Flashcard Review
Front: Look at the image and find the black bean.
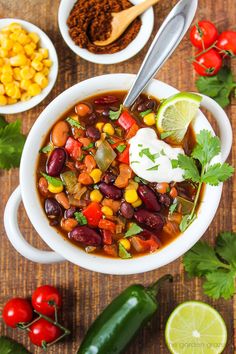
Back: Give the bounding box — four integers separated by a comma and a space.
45, 198, 62, 219
86, 126, 101, 140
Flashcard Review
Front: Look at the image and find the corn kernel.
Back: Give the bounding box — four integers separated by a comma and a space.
101, 206, 113, 216
132, 197, 142, 208
1, 73, 13, 84
90, 169, 102, 183
119, 238, 131, 251
28, 83, 41, 96
124, 189, 138, 204
5, 83, 21, 98
34, 53, 43, 62
17, 32, 31, 45
9, 23, 22, 32
0, 48, 9, 58
0, 58, 4, 66
10, 54, 27, 66
48, 183, 63, 194
1, 26, 10, 34
20, 79, 32, 91
29, 32, 40, 43
2, 64, 13, 75
39, 48, 48, 58
0, 95, 7, 105
143, 112, 156, 126
103, 123, 115, 136
34, 72, 48, 88
42, 67, 49, 76
90, 189, 103, 203
95, 122, 104, 132
13, 67, 21, 81
31, 60, 43, 71
43, 59, 52, 67
126, 180, 139, 191
2, 38, 13, 50
21, 92, 31, 102
12, 42, 24, 54
20, 66, 35, 80
7, 97, 17, 104
0, 84, 5, 95
24, 43, 35, 56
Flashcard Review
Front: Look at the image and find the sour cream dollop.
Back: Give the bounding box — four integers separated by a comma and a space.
129, 128, 185, 183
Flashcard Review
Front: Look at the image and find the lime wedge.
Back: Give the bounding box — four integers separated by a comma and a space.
156, 92, 202, 143
165, 301, 227, 354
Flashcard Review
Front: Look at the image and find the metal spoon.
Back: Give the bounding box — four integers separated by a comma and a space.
123, 0, 198, 107
94, 0, 161, 47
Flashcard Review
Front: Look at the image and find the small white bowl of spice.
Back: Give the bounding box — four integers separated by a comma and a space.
58, 0, 154, 65
0, 18, 58, 114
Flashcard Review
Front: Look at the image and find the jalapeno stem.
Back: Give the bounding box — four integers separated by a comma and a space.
146, 274, 173, 299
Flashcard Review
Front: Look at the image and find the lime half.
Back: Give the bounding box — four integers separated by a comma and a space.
165, 301, 227, 354
156, 92, 202, 143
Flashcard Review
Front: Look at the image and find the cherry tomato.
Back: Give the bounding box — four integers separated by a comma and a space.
193, 48, 222, 76
28, 318, 62, 347
32, 285, 62, 316
190, 20, 218, 49
2, 298, 33, 328
217, 31, 236, 57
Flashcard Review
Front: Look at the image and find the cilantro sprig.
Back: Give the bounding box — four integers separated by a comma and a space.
0, 117, 26, 170
66, 117, 85, 130
74, 212, 87, 225
125, 223, 143, 238
183, 232, 236, 300
177, 130, 234, 231
41, 173, 63, 188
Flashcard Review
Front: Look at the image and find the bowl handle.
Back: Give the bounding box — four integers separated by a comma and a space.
197, 93, 232, 163
4, 186, 65, 264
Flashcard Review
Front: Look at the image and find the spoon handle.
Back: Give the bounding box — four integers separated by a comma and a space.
123, 0, 198, 108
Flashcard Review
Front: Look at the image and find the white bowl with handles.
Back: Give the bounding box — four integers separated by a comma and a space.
4, 74, 232, 274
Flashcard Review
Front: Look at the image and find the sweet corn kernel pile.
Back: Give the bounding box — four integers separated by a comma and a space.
0, 22, 52, 105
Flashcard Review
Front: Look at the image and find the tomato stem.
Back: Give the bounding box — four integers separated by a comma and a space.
34, 310, 71, 335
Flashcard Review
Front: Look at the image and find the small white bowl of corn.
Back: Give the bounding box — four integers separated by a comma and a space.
0, 18, 58, 114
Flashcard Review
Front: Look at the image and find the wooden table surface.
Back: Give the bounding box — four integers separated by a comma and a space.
0, 0, 235, 353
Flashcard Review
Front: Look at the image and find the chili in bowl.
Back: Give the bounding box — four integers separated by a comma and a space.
4, 74, 232, 274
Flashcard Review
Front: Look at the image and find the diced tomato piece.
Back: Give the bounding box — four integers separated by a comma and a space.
117, 145, 129, 164
98, 219, 116, 233
103, 244, 118, 257
125, 123, 139, 139
131, 235, 159, 253
118, 111, 136, 130
82, 202, 102, 227
102, 230, 113, 245
65, 137, 82, 160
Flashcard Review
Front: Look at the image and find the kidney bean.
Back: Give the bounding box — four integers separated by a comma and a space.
38, 176, 49, 197
45, 198, 62, 219
64, 207, 77, 219
46, 148, 66, 176
69, 226, 102, 246
120, 202, 134, 219
101, 172, 117, 184
55, 192, 70, 209
158, 193, 171, 208
51, 121, 69, 147
134, 209, 164, 231
99, 182, 122, 200
86, 112, 98, 126
94, 95, 119, 105
95, 107, 110, 117
86, 126, 101, 140
75, 103, 91, 116
137, 99, 156, 112
138, 185, 160, 212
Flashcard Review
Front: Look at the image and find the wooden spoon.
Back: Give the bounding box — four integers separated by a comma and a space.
94, 0, 161, 46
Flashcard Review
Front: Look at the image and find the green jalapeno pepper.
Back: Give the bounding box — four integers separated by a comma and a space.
77, 274, 173, 354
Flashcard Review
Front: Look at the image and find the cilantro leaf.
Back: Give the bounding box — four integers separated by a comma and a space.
134, 176, 148, 184
171, 159, 178, 169
203, 271, 235, 300
116, 144, 126, 153
196, 66, 236, 108
74, 212, 87, 225
177, 154, 200, 182
201, 163, 234, 185
191, 130, 220, 166
109, 105, 123, 120
125, 223, 143, 238
82, 142, 94, 150
216, 232, 236, 268
41, 173, 63, 188
146, 164, 159, 171
140, 109, 152, 118
0, 336, 31, 354
0, 119, 26, 170
39, 143, 53, 153
169, 202, 178, 214
179, 213, 196, 232
66, 117, 85, 130
183, 241, 223, 277
118, 242, 132, 259
139, 148, 157, 163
